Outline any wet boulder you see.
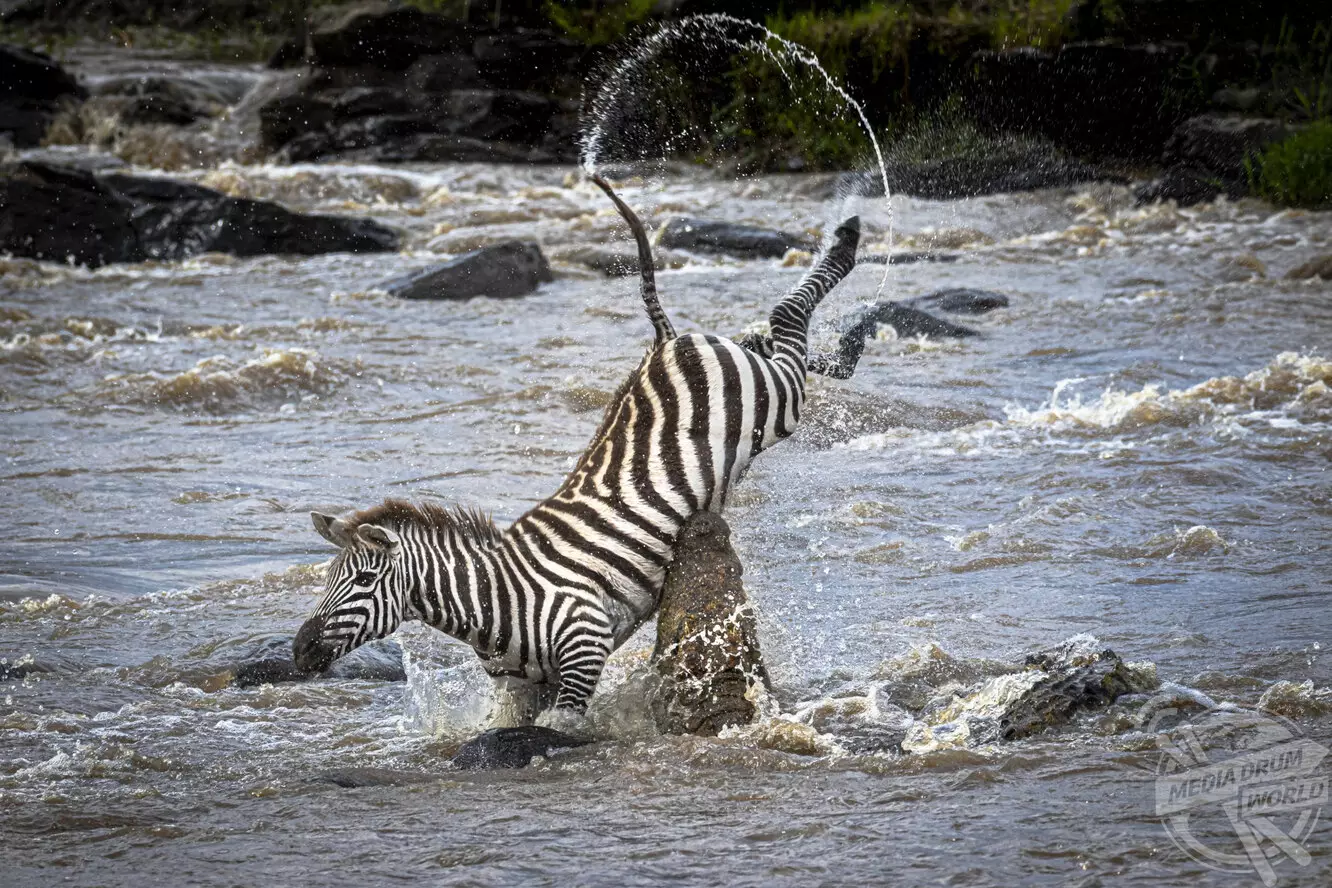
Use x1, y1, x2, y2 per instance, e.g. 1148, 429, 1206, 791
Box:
101, 171, 399, 260
0, 43, 86, 147
1286, 255, 1332, 281
268, 5, 484, 70
0, 161, 144, 267
92, 75, 235, 126
259, 6, 585, 162
651, 512, 767, 737
231, 637, 406, 688
451, 726, 592, 770
659, 217, 812, 259
1133, 165, 1225, 206
0, 161, 398, 267
906, 288, 1009, 315
967, 42, 1193, 160
382, 241, 552, 301
858, 302, 979, 339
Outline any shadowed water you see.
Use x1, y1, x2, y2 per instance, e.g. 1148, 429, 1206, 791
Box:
3, 62, 1332, 888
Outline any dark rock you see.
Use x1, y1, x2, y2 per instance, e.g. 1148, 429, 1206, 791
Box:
233, 657, 310, 687
858, 251, 959, 265
652, 512, 766, 737
320, 767, 441, 787
353, 133, 556, 164
1, 43, 86, 147
1286, 255, 1332, 281
470, 30, 584, 90
232, 637, 406, 687
1133, 164, 1224, 206
406, 53, 483, 92
269, 6, 484, 70
907, 288, 1009, 314
659, 217, 811, 259
93, 75, 233, 126
969, 42, 1193, 160
383, 241, 551, 301
101, 171, 398, 260
861, 302, 979, 339
838, 145, 1113, 200
0, 161, 143, 267
260, 85, 570, 162
1163, 114, 1295, 177
0, 161, 397, 268
451, 726, 591, 770
259, 94, 338, 151
0, 659, 51, 680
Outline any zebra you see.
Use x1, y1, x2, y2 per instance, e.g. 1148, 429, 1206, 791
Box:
294, 176, 861, 728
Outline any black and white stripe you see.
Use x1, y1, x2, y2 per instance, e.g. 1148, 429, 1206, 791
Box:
295, 184, 860, 717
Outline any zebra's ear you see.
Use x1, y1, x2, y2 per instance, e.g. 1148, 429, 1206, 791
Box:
356, 523, 401, 554
311, 512, 354, 548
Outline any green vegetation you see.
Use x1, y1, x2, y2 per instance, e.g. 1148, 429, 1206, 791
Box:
544, 0, 657, 45
987, 0, 1079, 48
1248, 120, 1332, 208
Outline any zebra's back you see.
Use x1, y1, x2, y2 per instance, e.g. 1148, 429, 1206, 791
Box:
512, 333, 805, 635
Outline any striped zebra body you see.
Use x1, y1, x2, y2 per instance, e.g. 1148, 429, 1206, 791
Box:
295, 183, 860, 719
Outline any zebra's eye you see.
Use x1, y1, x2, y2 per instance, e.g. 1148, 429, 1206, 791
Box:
351, 570, 377, 587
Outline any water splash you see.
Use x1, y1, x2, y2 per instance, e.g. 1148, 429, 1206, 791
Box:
580, 13, 893, 296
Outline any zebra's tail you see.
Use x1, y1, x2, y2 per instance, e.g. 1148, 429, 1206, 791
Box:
769, 216, 861, 364
589, 174, 676, 345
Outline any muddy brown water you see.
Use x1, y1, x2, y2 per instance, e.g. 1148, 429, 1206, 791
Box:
3, 56, 1332, 888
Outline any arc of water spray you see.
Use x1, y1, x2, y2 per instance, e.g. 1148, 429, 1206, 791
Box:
580, 13, 894, 298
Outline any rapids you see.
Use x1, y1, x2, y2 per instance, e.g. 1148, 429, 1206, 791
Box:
3, 53, 1332, 888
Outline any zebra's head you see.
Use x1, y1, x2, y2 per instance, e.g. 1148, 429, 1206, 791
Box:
294, 511, 408, 673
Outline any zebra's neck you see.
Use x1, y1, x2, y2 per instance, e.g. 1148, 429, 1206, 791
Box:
398, 521, 504, 650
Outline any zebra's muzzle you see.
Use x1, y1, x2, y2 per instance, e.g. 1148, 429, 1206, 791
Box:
293, 616, 337, 673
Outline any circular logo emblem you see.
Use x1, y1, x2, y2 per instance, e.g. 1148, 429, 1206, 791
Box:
1153, 701, 1327, 886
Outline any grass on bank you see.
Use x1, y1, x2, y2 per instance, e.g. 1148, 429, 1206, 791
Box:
1248, 119, 1332, 209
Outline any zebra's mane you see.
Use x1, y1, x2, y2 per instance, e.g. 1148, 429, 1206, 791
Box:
347, 498, 504, 547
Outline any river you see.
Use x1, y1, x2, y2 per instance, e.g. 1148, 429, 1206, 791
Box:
2, 51, 1331, 888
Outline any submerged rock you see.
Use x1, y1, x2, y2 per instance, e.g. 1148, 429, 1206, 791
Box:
382, 241, 552, 300
906, 288, 1010, 315
451, 726, 592, 770
1286, 254, 1332, 281
1, 43, 86, 147
860, 302, 979, 339
231, 637, 406, 688
0, 161, 398, 267
659, 217, 812, 259
651, 512, 766, 737
320, 767, 442, 788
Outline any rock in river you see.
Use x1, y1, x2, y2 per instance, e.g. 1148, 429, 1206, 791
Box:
659, 217, 812, 259
0, 161, 398, 267
382, 241, 552, 300
906, 288, 1010, 315
1, 43, 86, 147
451, 726, 592, 770
651, 512, 767, 736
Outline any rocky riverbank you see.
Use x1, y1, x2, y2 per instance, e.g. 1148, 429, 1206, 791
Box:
4, 2, 1326, 207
